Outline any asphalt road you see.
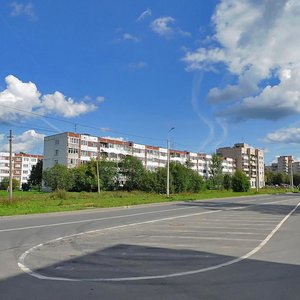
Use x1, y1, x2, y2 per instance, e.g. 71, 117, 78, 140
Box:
0, 194, 300, 300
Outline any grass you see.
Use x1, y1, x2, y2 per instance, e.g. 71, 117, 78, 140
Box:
0, 188, 297, 217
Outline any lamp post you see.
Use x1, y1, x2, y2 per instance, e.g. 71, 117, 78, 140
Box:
167, 127, 175, 197
290, 157, 294, 189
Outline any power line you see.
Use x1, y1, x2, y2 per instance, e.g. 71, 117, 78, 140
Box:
0, 103, 203, 152
0, 103, 165, 142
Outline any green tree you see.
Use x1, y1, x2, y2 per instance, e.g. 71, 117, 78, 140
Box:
265, 171, 274, 186
155, 167, 172, 194
71, 163, 95, 192
223, 173, 232, 190
209, 153, 224, 189
140, 170, 158, 193
28, 159, 43, 190
119, 156, 145, 191
0, 177, 20, 190
231, 170, 250, 192
293, 174, 300, 187
43, 164, 74, 191
98, 160, 118, 191
272, 172, 288, 185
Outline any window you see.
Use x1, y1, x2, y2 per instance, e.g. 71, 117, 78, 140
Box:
23, 170, 28, 174
55, 139, 59, 145
22, 177, 27, 181
23, 158, 29, 161
69, 137, 79, 144
81, 140, 88, 146
31, 158, 36, 162
15, 157, 21, 162
54, 160, 58, 165
15, 164, 21, 168
68, 148, 78, 154
91, 142, 98, 148
23, 164, 29, 168
81, 150, 88, 156
55, 150, 59, 156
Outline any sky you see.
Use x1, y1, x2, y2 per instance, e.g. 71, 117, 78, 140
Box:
0, 0, 299, 164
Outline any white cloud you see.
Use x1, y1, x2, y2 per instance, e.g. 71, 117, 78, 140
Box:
122, 33, 139, 42
96, 96, 105, 103
182, 0, 300, 121
264, 127, 300, 144
0, 75, 96, 122
10, 1, 36, 20
41, 92, 95, 118
128, 61, 148, 70
150, 17, 175, 37
151, 16, 191, 39
0, 130, 44, 153
137, 8, 152, 21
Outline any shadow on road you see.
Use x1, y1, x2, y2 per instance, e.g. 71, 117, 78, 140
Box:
1, 242, 300, 300
178, 193, 300, 216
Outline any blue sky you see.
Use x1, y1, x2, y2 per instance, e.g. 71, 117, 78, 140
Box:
0, 0, 299, 164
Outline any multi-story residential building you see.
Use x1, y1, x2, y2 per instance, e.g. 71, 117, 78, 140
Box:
217, 143, 265, 188
43, 132, 236, 178
265, 163, 278, 173
292, 161, 300, 175
277, 155, 293, 175
0, 152, 43, 187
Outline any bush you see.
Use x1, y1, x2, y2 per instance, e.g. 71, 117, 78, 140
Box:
231, 170, 250, 192
21, 183, 31, 191
223, 174, 232, 190
43, 164, 74, 191
0, 177, 20, 191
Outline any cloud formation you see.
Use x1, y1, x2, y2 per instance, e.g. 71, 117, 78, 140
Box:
10, 1, 36, 20
128, 61, 148, 71
264, 127, 300, 144
151, 16, 191, 39
137, 8, 152, 21
150, 17, 175, 37
0, 75, 96, 122
182, 0, 300, 121
0, 130, 45, 153
122, 33, 139, 42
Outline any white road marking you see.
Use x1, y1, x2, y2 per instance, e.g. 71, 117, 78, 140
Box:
0, 206, 199, 233
1, 196, 292, 233
17, 198, 300, 282
200, 218, 279, 223
140, 235, 262, 242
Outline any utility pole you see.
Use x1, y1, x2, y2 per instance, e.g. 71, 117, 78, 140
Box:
9, 129, 13, 203
290, 157, 294, 189
256, 153, 259, 192
166, 127, 175, 198
167, 138, 170, 197
96, 159, 100, 194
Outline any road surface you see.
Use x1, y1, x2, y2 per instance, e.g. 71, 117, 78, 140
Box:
0, 194, 300, 299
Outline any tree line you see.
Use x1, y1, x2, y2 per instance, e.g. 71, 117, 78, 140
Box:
0, 154, 254, 193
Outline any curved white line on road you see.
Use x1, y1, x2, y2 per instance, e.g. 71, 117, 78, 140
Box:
0, 195, 280, 233
18, 199, 300, 282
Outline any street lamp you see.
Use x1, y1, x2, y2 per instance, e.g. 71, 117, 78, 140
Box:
167, 127, 175, 197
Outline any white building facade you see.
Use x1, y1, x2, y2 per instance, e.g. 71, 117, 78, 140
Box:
217, 143, 265, 188
44, 132, 236, 178
0, 152, 43, 187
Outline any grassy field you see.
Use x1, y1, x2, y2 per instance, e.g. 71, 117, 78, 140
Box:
0, 188, 297, 217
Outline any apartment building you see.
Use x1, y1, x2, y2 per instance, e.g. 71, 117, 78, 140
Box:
292, 161, 300, 175
277, 155, 293, 174
0, 152, 43, 186
44, 132, 236, 178
217, 143, 265, 188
